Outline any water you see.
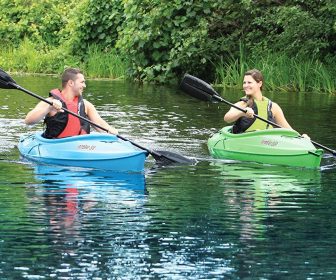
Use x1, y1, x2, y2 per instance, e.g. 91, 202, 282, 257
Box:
1, 75, 336, 279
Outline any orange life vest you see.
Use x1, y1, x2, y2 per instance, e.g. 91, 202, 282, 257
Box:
43, 89, 90, 138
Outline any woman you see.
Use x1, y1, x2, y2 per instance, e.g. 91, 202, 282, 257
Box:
224, 69, 293, 134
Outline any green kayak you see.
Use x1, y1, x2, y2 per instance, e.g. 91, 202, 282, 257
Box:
207, 126, 324, 168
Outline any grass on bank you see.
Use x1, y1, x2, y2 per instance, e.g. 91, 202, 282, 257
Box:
0, 39, 127, 79
215, 51, 336, 94
84, 45, 126, 79
0, 38, 80, 74
1, 39, 335, 93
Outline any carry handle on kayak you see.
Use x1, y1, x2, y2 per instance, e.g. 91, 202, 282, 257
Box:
0, 68, 195, 165
180, 73, 336, 157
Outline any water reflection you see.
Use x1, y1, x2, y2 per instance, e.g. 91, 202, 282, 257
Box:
30, 164, 146, 231
209, 162, 321, 242
4, 163, 149, 279
144, 162, 323, 277
0, 118, 25, 153
1, 156, 335, 278
32, 164, 146, 190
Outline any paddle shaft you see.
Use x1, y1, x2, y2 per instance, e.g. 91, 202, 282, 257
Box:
212, 94, 281, 128
213, 95, 336, 155
211, 93, 336, 155
10, 82, 165, 157
180, 73, 336, 157
0, 68, 194, 164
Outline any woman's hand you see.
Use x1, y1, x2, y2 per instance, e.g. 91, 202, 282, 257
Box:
301, 133, 310, 139
245, 107, 255, 118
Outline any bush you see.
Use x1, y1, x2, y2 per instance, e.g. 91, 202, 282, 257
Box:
71, 0, 124, 54
0, 0, 74, 47
0, 0, 335, 86
116, 0, 242, 82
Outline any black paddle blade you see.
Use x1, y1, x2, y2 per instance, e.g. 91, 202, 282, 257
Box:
152, 150, 196, 166
0, 68, 18, 89
180, 73, 220, 102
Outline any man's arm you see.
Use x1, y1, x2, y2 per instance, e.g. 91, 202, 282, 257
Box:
25, 98, 62, 125
85, 100, 118, 134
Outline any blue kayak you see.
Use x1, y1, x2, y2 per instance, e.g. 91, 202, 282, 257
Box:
18, 132, 148, 172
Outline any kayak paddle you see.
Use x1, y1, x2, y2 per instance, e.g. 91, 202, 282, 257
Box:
180, 73, 336, 157
0, 68, 195, 165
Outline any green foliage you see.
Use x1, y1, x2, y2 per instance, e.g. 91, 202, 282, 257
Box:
0, 0, 335, 92
116, 0, 336, 84
243, 1, 336, 59
0, 38, 80, 74
117, 0, 245, 82
0, 39, 126, 78
69, 0, 125, 55
0, 0, 76, 47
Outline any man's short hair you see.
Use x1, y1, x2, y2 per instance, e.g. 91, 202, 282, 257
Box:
61, 68, 82, 88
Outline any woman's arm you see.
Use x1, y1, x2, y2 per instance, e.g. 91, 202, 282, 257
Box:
272, 102, 293, 129
224, 101, 253, 123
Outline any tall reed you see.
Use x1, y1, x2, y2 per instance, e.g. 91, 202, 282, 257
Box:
0, 38, 80, 74
0, 40, 127, 79
0, 38, 43, 73
85, 45, 127, 79
215, 49, 336, 94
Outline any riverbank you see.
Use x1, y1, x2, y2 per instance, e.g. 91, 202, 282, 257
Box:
1, 40, 335, 94
0, 40, 126, 80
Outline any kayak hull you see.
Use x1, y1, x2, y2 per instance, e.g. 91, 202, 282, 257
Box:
18, 133, 148, 172
207, 126, 323, 168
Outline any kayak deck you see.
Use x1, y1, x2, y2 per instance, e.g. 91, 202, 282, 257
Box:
18, 133, 148, 172
207, 126, 323, 168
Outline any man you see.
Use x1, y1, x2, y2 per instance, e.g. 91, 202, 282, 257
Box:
25, 68, 118, 138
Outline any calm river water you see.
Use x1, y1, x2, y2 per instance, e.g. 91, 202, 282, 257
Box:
1, 75, 336, 279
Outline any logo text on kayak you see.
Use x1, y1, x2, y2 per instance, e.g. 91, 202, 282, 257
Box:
261, 139, 278, 146
78, 144, 96, 151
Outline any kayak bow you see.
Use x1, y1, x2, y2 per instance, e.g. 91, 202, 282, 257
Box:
208, 126, 324, 168
18, 132, 147, 172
